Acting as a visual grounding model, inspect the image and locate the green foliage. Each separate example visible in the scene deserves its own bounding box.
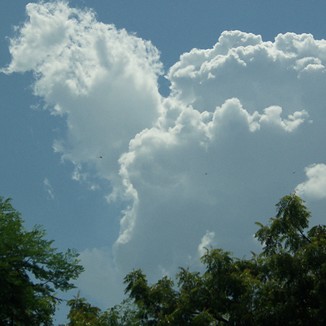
[252,194,325,325]
[64,194,326,325]
[67,296,138,326]
[123,270,177,325]
[120,194,326,325]
[0,197,84,325]
[255,194,311,255]
[102,299,138,326]
[67,294,102,326]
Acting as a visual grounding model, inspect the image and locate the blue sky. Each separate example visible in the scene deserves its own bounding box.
[1,0,326,323]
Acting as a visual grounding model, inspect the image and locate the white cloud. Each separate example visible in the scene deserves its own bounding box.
[43,177,55,199]
[4,2,326,311]
[167,31,326,117]
[3,0,163,187]
[113,96,311,279]
[198,231,216,257]
[259,106,308,132]
[113,30,326,283]
[296,164,326,200]
[3,0,163,306]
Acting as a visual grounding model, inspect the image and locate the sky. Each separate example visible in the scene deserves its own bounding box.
[1,0,326,323]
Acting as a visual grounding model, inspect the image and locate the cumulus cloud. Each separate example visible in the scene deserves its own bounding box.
[114,97,311,278]
[296,164,326,200]
[168,31,326,119]
[3,0,163,186]
[114,30,326,282]
[4,2,326,309]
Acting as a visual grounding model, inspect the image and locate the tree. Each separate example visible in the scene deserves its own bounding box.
[0,197,84,325]
[121,194,326,325]
[253,194,326,325]
[67,293,102,326]
[123,270,177,325]
[67,296,138,326]
[64,194,326,325]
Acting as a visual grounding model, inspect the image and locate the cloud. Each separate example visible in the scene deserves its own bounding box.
[114,30,326,282]
[296,164,326,200]
[4,2,326,310]
[3,0,163,306]
[3,0,163,187]
[77,247,124,309]
[198,231,216,257]
[167,31,326,118]
[114,97,311,279]
[43,177,55,199]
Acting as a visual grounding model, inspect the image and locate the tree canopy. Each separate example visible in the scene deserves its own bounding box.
[1,194,325,325]
[66,194,326,325]
[0,197,84,325]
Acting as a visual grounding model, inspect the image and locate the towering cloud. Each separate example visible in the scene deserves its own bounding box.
[4,1,163,186]
[3,2,326,308]
[114,30,326,280]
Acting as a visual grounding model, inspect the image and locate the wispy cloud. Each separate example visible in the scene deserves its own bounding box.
[198,231,216,257]
[43,177,55,200]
